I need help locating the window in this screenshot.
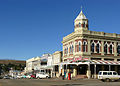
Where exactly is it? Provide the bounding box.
[91,43,94,53]
[103,72,107,75]
[108,72,112,75]
[72,45,74,53]
[83,22,85,27]
[113,72,117,75]
[83,41,87,52]
[79,22,81,27]
[98,72,102,75]
[70,46,71,53]
[64,48,66,54]
[109,45,113,54]
[96,43,100,53]
[66,47,68,54]
[104,44,107,54]
[79,42,81,51]
[117,45,120,54]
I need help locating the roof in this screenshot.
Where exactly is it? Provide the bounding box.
[75,10,87,21]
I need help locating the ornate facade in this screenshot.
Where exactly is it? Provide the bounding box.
[62,10,120,78]
[62,10,120,62]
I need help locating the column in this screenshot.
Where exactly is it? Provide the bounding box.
[94,64,96,79]
[73,65,77,77]
[87,63,91,79]
[87,39,91,55]
[101,40,104,55]
[109,65,111,71]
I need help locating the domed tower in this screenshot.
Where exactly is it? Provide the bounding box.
[74,10,89,32]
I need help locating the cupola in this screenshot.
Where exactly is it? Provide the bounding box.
[74,9,89,32]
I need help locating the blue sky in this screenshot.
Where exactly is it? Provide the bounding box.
[0,0,120,60]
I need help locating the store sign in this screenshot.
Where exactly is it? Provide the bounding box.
[67,56,83,61]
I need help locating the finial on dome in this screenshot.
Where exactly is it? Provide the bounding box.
[81,6,82,11]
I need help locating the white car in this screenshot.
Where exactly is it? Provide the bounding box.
[26,75,31,79]
[98,71,120,82]
[17,75,22,79]
[36,73,49,79]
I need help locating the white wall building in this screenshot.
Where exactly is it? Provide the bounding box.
[26,56,41,73]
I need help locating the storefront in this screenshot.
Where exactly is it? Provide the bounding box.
[61,60,120,79]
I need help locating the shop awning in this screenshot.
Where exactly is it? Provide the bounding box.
[53,60,120,66]
[90,60,120,65]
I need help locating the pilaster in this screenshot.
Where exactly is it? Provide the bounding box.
[101,40,104,55]
[114,42,117,56]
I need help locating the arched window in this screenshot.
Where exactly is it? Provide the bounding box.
[91,43,94,53]
[117,45,120,54]
[83,22,86,27]
[67,47,68,54]
[104,44,107,54]
[79,22,81,27]
[96,43,100,53]
[79,42,81,51]
[83,41,87,52]
[64,48,66,54]
[72,45,74,53]
[70,46,71,53]
[109,45,113,54]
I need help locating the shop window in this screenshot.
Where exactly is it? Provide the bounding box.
[104,44,107,54]
[96,43,100,53]
[109,45,113,54]
[79,42,81,51]
[117,45,120,54]
[91,43,94,53]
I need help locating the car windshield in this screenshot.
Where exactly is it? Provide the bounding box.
[98,72,102,75]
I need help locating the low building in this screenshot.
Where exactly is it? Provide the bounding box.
[52,51,62,77]
[26,56,41,73]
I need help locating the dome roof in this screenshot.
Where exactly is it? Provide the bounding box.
[75,10,87,21]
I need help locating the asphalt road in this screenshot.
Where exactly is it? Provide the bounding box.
[0,78,120,86]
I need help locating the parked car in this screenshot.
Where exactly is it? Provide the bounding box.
[26,75,31,79]
[98,71,120,82]
[0,76,3,79]
[3,76,10,79]
[17,75,22,79]
[31,74,36,79]
[36,73,49,79]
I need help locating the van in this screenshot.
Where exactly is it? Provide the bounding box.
[98,71,120,82]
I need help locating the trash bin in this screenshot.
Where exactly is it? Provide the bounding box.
[68,73,71,80]
[62,75,64,80]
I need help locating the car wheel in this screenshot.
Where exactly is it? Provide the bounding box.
[106,78,110,82]
[46,76,48,79]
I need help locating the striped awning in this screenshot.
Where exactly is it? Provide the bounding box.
[90,60,120,65]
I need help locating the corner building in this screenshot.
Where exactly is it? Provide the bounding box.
[62,10,120,78]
